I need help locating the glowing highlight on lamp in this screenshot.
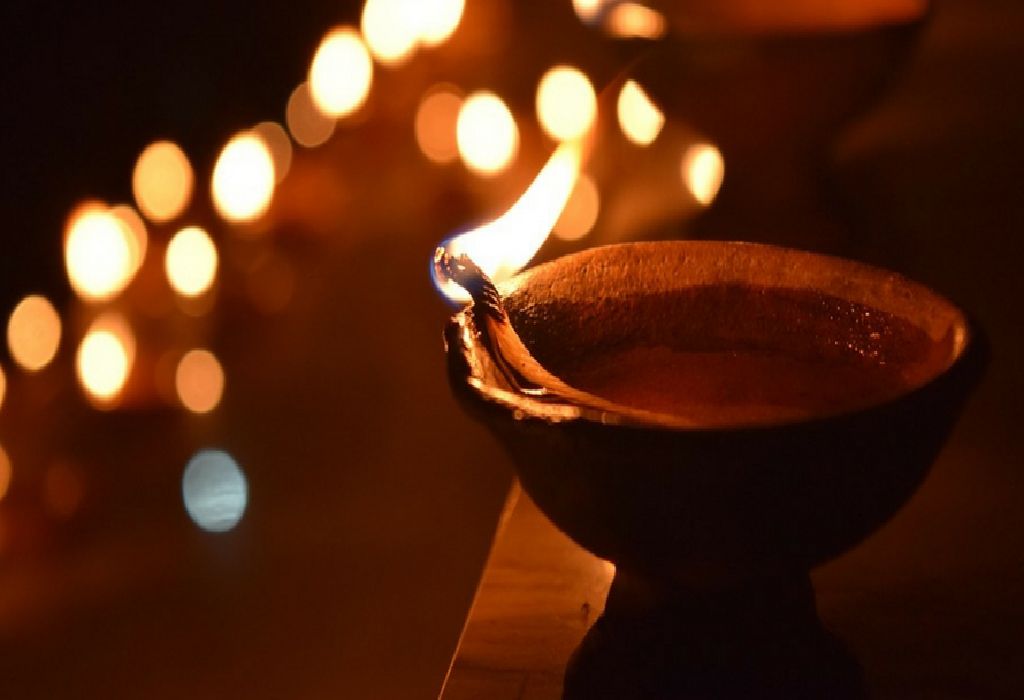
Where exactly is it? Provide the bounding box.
[8,295,61,372]
[65,208,136,301]
[617,80,664,146]
[434,140,583,302]
[286,82,336,148]
[536,66,597,143]
[415,86,463,164]
[212,132,276,223]
[456,91,518,176]
[681,143,725,206]
[553,173,600,242]
[253,121,293,183]
[182,449,248,533]
[604,3,666,39]
[175,349,225,414]
[76,313,135,405]
[165,226,218,298]
[310,27,373,117]
[132,140,194,223]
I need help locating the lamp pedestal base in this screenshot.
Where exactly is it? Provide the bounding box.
[563,570,862,700]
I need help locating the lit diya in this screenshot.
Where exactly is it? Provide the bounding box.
[438,241,985,699]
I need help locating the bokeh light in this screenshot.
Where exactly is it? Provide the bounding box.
[604,3,667,39]
[417,0,465,46]
[165,226,218,298]
[132,140,194,223]
[535,65,597,142]
[175,349,225,414]
[0,364,5,412]
[65,207,136,301]
[457,91,518,176]
[108,204,148,277]
[76,313,135,405]
[286,82,336,148]
[617,80,664,146]
[553,173,600,241]
[8,295,61,372]
[182,449,248,533]
[361,0,420,66]
[211,132,276,223]
[415,85,463,164]
[253,121,293,183]
[572,0,606,23]
[0,444,9,502]
[681,142,725,206]
[309,27,373,117]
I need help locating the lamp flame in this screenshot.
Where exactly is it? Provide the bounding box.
[433,140,584,303]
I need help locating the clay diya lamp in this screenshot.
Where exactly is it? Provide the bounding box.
[439,240,985,699]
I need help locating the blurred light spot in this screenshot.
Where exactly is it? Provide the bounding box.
[536,65,597,142]
[572,0,606,23]
[8,295,61,372]
[457,91,518,176]
[175,349,224,414]
[681,142,725,206]
[65,208,136,301]
[166,226,218,298]
[310,27,373,116]
[44,462,85,519]
[0,444,10,502]
[253,121,293,183]
[417,0,465,46]
[604,3,666,39]
[76,312,135,405]
[132,140,194,223]
[617,80,664,146]
[0,364,5,411]
[108,204,148,277]
[415,85,463,164]
[286,82,336,148]
[182,449,247,533]
[212,132,276,223]
[554,174,600,241]
[362,0,420,66]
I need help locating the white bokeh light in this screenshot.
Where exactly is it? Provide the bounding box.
[182,449,248,533]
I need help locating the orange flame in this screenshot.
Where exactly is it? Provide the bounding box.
[433,140,584,303]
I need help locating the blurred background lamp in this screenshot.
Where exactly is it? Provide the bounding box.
[165,225,218,298]
[617,80,664,146]
[415,86,463,164]
[131,140,194,223]
[211,132,276,223]
[535,65,597,142]
[182,449,248,533]
[309,27,373,116]
[65,208,136,301]
[7,295,61,372]
[456,91,518,176]
[175,348,225,414]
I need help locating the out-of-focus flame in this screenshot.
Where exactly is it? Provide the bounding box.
[0,443,9,502]
[65,207,137,301]
[108,204,148,277]
[7,295,61,372]
[287,82,336,148]
[572,0,607,23]
[76,312,135,406]
[604,3,667,39]
[617,80,663,146]
[415,85,463,164]
[433,140,584,303]
[361,0,420,66]
[176,348,225,414]
[456,91,518,176]
[309,27,373,117]
[252,121,293,183]
[166,226,218,298]
[417,0,465,47]
[536,65,597,143]
[211,132,276,224]
[132,140,194,224]
[681,142,725,206]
